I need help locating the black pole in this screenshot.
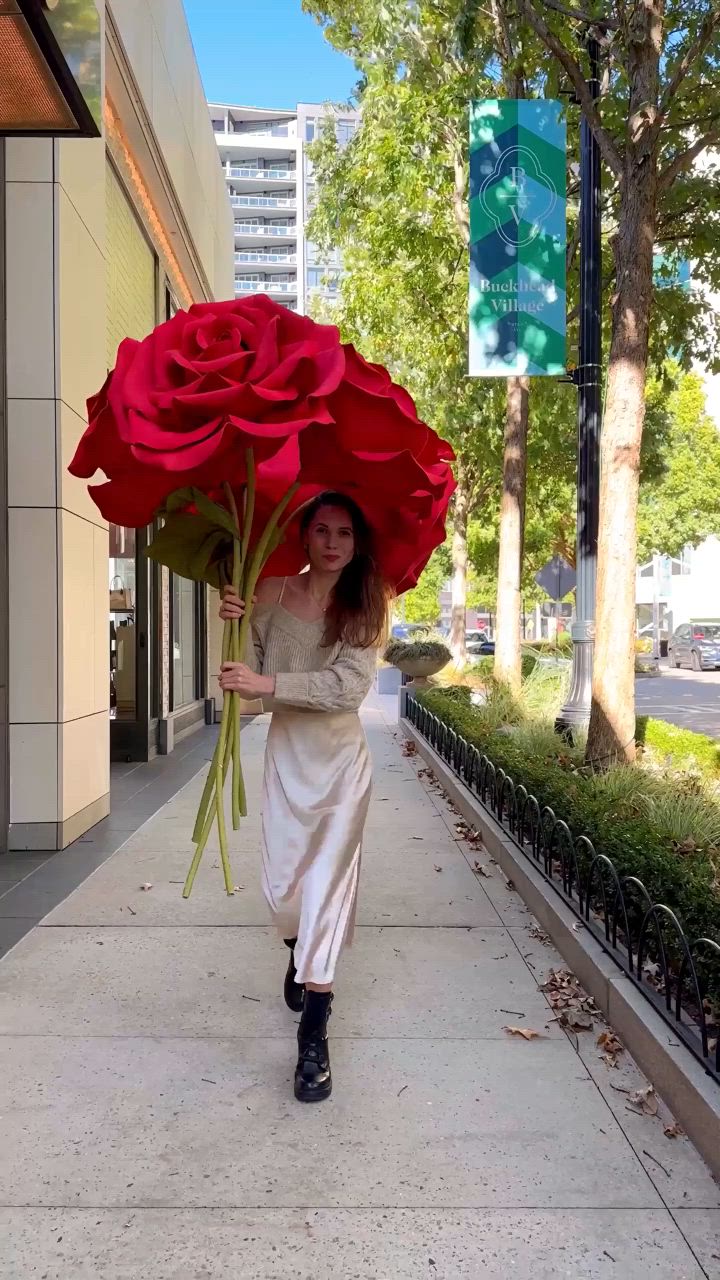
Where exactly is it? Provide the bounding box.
[556,36,602,735]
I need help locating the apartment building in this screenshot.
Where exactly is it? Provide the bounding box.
[208,101,358,314]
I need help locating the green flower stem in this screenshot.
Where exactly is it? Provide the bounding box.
[237,482,300,664]
[225,458,254,828]
[213,688,234,895]
[182,728,233,898]
[184,473,298,899]
[191,615,232,844]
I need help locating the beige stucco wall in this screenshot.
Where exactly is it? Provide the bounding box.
[6,120,111,848]
[109,0,234,302]
[5,0,234,848]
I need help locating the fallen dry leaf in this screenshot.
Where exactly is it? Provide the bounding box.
[597,1031,624,1068]
[402,741,417,757]
[503,1025,542,1041]
[664,1121,684,1139]
[140,883,153,892]
[529,927,551,946]
[434,865,443,873]
[474,860,492,878]
[559,1008,594,1031]
[627,1084,659,1116]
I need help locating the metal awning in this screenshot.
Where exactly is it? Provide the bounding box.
[0,0,101,137]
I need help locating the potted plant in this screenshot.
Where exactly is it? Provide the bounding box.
[635,636,660,676]
[384,637,452,682]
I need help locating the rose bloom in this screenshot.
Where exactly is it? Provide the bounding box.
[70,295,345,526]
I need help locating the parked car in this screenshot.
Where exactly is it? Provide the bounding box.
[390,622,434,640]
[466,629,495,657]
[668,621,720,671]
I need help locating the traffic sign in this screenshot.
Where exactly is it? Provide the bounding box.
[535,555,576,602]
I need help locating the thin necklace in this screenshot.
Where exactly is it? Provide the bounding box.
[307,582,332,612]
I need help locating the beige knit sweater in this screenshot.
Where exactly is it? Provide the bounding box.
[246,602,378,713]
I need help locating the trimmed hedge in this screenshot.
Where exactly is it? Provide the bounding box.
[414,687,720,980]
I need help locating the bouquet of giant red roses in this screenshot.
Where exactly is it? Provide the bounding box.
[70,295,455,895]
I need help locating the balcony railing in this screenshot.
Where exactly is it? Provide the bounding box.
[234,223,296,238]
[227,166,295,181]
[234,279,298,295]
[228,125,295,139]
[235,251,297,265]
[230,195,296,210]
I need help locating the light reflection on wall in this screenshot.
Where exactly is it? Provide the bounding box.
[104,94,194,310]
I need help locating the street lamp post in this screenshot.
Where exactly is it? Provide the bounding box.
[556,36,602,736]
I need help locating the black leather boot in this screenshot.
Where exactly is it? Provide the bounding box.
[294,990,333,1103]
[283,938,305,1013]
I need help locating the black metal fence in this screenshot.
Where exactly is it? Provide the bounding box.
[405,694,720,1084]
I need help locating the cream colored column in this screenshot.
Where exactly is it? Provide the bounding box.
[6,116,109,848]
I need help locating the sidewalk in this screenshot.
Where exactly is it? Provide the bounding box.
[1,692,719,1278]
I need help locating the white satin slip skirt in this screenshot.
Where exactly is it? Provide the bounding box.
[260,708,373,986]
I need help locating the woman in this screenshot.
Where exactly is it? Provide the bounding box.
[218,493,389,1103]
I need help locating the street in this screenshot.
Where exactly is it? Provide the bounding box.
[636,666,720,738]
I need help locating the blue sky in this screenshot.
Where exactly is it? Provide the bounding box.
[184,0,358,109]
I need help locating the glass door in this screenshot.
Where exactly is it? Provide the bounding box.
[109,523,152,761]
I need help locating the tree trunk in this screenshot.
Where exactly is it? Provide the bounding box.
[585,0,662,766]
[585,179,658,765]
[494,376,529,690]
[449,463,469,664]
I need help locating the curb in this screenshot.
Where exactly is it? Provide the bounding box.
[401,715,720,1182]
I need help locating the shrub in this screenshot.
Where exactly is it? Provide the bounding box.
[519,657,571,719]
[414,687,720,993]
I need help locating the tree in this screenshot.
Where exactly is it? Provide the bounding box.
[402,546,450,624]
[508,0,720,763]
[638,368,720,559]
[458,0,535,689]
[303,0,509,664]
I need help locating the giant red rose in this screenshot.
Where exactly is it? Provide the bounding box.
[71,294,455,595]
[233,345,456,592]
[69,295,345,525]
[70,295,458,899]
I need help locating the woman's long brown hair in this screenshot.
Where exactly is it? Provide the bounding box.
[300,493,392,650]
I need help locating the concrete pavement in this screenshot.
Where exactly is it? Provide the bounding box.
[0,693,719,1278]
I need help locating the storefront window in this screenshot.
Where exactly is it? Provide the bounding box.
[109,525,137,719]
[172,575,197,710]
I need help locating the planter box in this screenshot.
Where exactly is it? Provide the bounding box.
[376,665,402,695]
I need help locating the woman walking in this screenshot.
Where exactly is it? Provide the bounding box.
[218,492,389,1103]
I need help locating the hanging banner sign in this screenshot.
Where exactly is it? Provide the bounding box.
[469,99,567,377]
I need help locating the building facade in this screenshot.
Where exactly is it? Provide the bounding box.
[209,101,358,315]
[0,0,234,854]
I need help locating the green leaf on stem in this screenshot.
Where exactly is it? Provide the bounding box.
[164,487,241,539]
[146,512,231,587]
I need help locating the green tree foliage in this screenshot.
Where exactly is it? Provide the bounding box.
[638,369,720,559]
[401,547,450,624]
[303,0,514,659]
[498,0,720,763]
